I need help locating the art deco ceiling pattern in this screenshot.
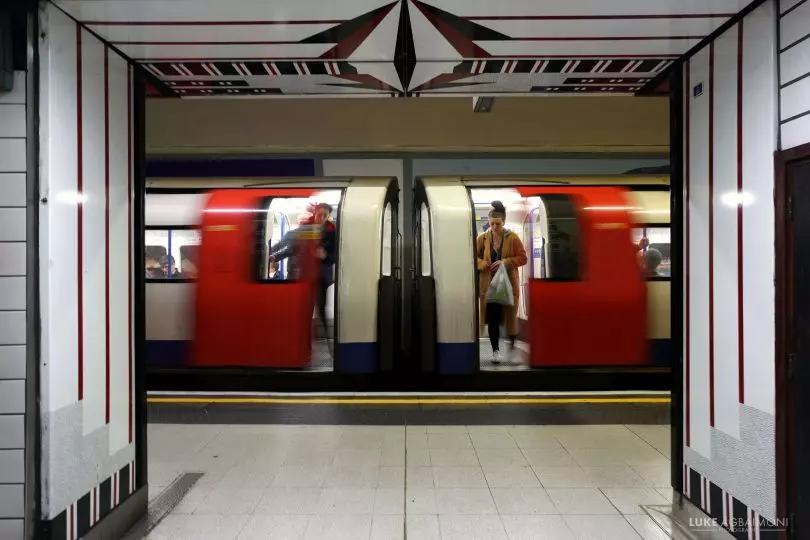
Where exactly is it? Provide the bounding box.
[54,0,751,97]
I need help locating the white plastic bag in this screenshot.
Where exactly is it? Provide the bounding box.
[486,264,514,306]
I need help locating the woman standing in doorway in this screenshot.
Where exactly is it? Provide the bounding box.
[476,201,528,364]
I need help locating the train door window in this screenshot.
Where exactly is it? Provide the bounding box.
[420,203,432,277]
[382,203,392,277]
[632,226,671,278]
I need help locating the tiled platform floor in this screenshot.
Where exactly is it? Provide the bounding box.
[144,423,681,539]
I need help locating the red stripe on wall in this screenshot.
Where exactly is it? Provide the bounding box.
[104,47,111,425]
[76,23,84,402]
[708,42,716,428]
[685,61,691,447]
[127,67,133,443]
[737,21,745,404]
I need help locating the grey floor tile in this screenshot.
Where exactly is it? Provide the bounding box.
[317,487,376,514]
[533,466,595,488]
[483,467,541,488]
[435,488,497,515]
[237,515,310,540]
[407,467,436,488]
[546,488,619,515]
[271,466,328,488]
[407,449,432,467]
[323,466,380,488]
[144,514,188,540]
[581,466,647,488]
[490,488,557,515]
[427,433,473,449]
[600,488,670,515]
[522,448,578,468]
[432,466,488,488]
[170,514,249,540]
[439,515,508,540]
[378,466,405,487]
[303,514,373,540]
[562,515,642,540]
[255,488,322,515]
[370,515,404,540]
[429,448,480,467]
[500,515,576,540]
[374,488,405,515]
[470,432,519,449]
[476,449,529,470]
[193,487,264,515]
[333,448,382,467]
[406,488,438,514]
[405,515,441,540]
[624,515,673,540]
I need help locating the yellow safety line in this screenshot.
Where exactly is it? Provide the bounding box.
[147,397,671,405]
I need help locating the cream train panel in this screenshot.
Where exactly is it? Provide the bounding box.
[423,179,477,372]
[627,191,670,224]
[336,179,387,352]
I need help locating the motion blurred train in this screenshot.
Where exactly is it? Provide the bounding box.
[145,176,671,375]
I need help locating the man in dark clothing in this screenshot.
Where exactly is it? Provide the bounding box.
[268,228,301,280]
[314,203,337,344]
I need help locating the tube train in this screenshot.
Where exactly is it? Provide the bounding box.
[145,176,671,375]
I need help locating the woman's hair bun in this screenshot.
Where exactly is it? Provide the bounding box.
[491,200,506,212]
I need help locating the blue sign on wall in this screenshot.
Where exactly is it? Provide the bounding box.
[693,82,704,98]
[532,247,542,258]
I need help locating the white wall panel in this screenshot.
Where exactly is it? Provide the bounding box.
[741,2,776,414]
[0,346,25,380]
[419,0,748,16]
[80,31,108,435]
[0,174,26,207]
[0,72,26,105]
[40,5,79,412]
[687,46,713,459]
[781,0,804,13]
[779,0,810,149]
[0,417,24,450]
[779,34,810,84]
[781,114,810,150]
[107,54,131,454]
[780,0,810,48]
[0,278,26,311]
[780,75,810,120]
[0,106,26,138]
[0,140,26,173]
[711,27,741,438]
[0,313,25,346]
[0,244,26,277]
[84,23,333,43]
[0,209,25,242]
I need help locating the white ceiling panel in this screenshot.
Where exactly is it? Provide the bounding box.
[52,0,756,98]
[418,0,750,17]
[84,23,336,44]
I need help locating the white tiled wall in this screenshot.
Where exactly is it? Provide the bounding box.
[0,70,27,538]
[780,0,810,149]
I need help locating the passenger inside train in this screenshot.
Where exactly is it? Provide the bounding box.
[470,189,538,370]
[476,200,527,365]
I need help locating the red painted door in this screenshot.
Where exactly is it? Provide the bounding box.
[192,189,318,368]
[519,187,647,367]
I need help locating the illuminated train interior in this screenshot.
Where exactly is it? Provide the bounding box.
[144,175,670,387]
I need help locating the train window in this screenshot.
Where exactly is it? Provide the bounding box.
[382,203,392,277]
[145,228,200,280]
[542,195,581,281]
[420,203,432,277]
[632,226,671,278]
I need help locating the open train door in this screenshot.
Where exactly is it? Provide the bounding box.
[519,187,647,367]
[193,188,319,368]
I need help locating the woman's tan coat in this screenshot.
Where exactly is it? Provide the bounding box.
[476,230,528,336]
